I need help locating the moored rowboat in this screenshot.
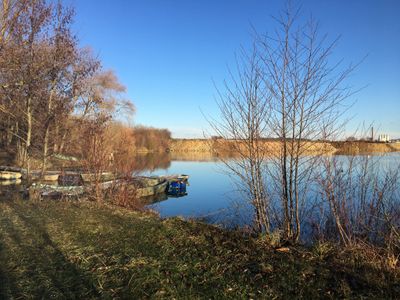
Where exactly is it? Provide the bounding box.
[29,183,86,198]
[0,179,22,185]
[80,172,115,183]
[28,176,171,199]
[29,171,115,182]
[0,171,22,180]
[159,174,189,182]
[134,177,169,197]
[30,171,61,181]
[0,166,26,173]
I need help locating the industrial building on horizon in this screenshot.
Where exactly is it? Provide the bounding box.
[378,134,391,142]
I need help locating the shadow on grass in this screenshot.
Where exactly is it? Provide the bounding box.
[0,200,398,299]
[0,201,101,299]
[0,240,22,299]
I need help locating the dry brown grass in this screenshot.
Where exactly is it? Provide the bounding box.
[169,139,400,157]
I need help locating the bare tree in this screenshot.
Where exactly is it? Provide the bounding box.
[77,69,134,201]
[0,0,27,46]
[0,0,76,172]
[51,48,101,155]
[257,6,357,242]
[0,0,54,170]
[0,1,132,174]
[210,45,271,234]
[211,4,357,241]
[39,2,77,175]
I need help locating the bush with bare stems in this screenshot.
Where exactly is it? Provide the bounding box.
[210,3,358,243]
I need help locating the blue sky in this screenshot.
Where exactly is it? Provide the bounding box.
[64,0,400,138]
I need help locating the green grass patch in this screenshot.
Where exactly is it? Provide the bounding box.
[0,199,399,299]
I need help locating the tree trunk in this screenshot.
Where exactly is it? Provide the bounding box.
[53,124,59,152]
[41,124,50,176]
[5,117,14,146]
[21,97,32,173]
[41,82,56,176]
[59,130,67,153]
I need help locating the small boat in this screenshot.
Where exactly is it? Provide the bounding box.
[158,174,189,183]
[0,171,22,180]
[27,174,188,199]
[98,177,169,197]
[0,166,26,173]
[58,173,84,186]
[29,171,115,182]
[30,171,61,181]
[0,167,61,181]
[28,178,121,199]
[28,176,169,199]
[0,179,22,186]
[28,183,86,199]
[51,154,78,162]
[80,172,115,183]
[167,179,187,197]
[178,174,189,181]
[151,174,189,197]
[134,177,169,197]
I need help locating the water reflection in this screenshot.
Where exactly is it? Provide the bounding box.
[0,180,26,201]
[144,160,247,223]
[132,151,220,173]
[133,153,400,236]
[1,152,399,239]
[132,153,171,172]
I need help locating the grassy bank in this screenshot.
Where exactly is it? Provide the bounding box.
[0,199,399,299]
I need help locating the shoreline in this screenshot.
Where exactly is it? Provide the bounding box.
[161,139,400,156]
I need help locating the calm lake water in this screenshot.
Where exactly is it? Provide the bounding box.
[138,152,400,228]
[1,152,399,231]
[145,160,253,226]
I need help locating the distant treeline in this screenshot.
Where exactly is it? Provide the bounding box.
[134,126,171,152]
[58,121,170,156]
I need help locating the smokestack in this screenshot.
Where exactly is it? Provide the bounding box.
[371,126,374,141]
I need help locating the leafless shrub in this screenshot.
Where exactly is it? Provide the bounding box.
[318,153,400,253]
[107,178,145,211]
[209,44,271,234]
